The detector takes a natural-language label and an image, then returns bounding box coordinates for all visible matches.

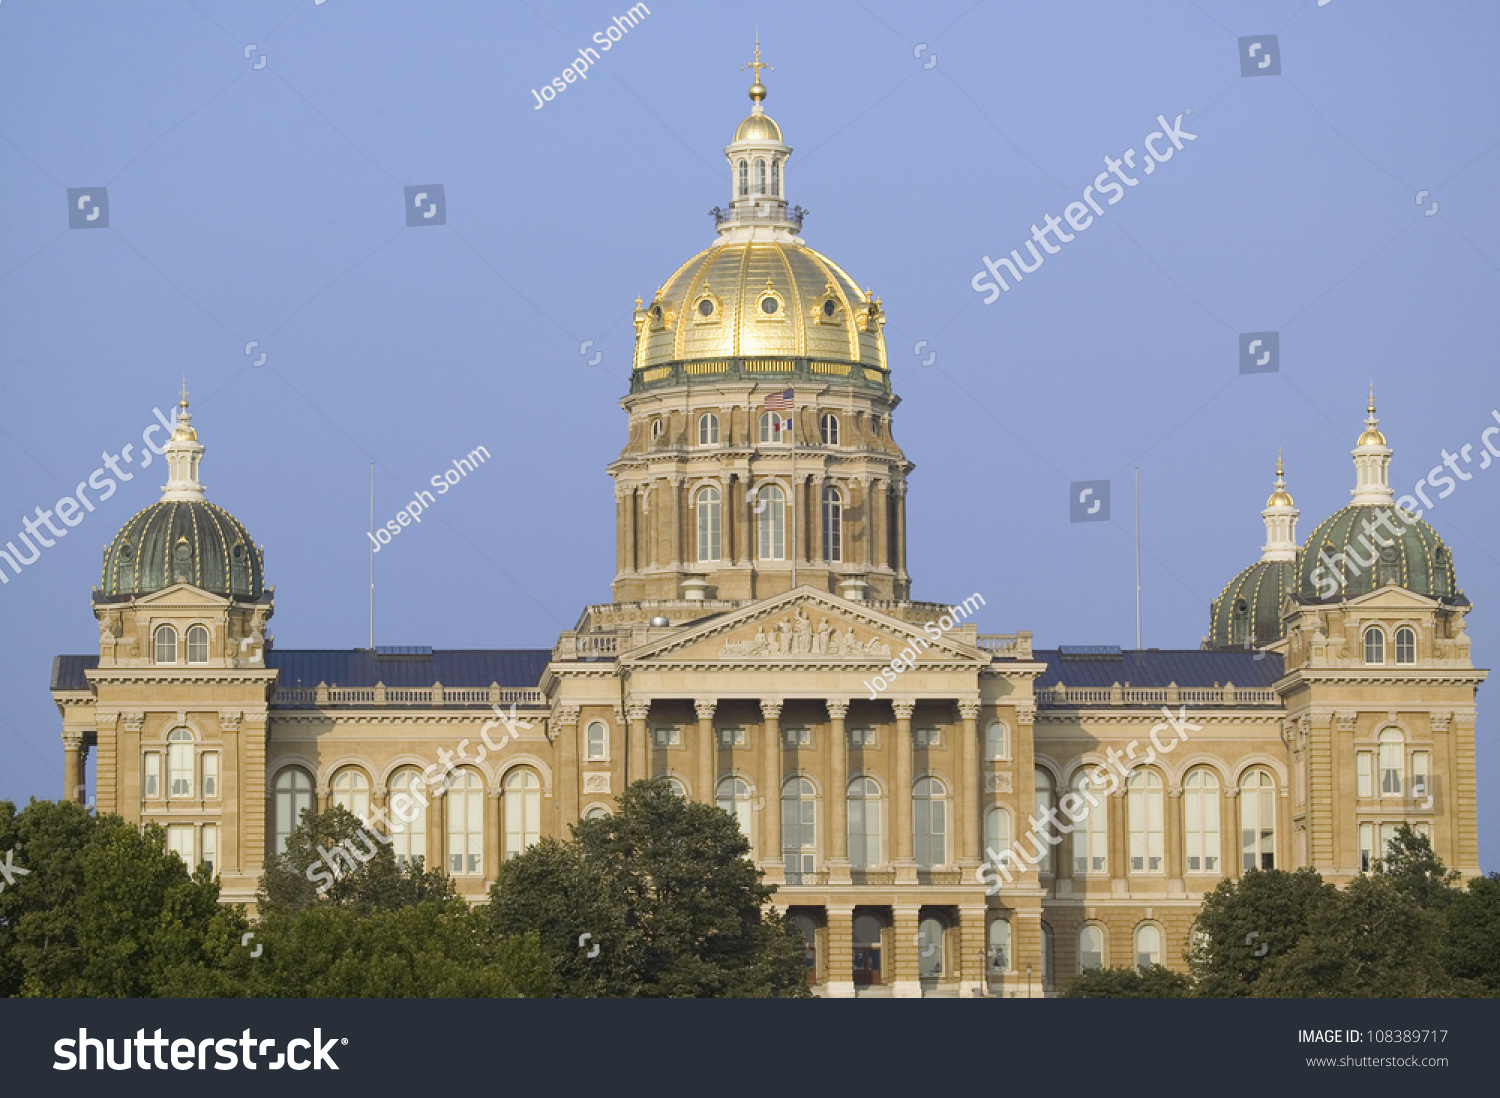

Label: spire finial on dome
[742,33,771,104]
[1267,451,1293,508]
[180,376,189,411]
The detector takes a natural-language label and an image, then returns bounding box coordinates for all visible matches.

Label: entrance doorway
[852,913,883,986]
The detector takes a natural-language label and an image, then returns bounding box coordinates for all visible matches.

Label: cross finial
[742,33,772,100]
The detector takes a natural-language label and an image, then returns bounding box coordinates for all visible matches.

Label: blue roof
[1031,649,1283,689]
[49,649,552,692]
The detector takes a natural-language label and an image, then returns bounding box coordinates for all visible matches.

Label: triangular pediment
[131,583,231,608]
[622,588,985,665]
[1337,585,1447,612]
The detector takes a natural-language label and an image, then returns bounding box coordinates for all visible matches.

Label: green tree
[257,804,453,913]
[1188,868,1339,997]
[1063,963,1194,998]
[1251,874,1457,997]
[235,898,551,997]
[0,799,247,997]
[490,779,810,997]
[1440,873,1500,993]
[1374,823,1461,911]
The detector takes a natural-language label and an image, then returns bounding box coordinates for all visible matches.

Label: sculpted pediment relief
[717,608,893,658]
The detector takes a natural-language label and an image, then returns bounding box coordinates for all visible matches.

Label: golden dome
[633,240,887,372]
[1266,452,1293,507]
[1358,384,1386,446]
[734,112,782,142]
[171,382,198,441]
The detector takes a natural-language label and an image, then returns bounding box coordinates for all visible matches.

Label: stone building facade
[49,61,1485,997]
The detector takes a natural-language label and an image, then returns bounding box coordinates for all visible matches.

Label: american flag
[763,389,794,410]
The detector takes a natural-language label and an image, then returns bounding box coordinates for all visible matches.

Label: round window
[119,544,134,561]
[174,542,191,560]
[652,305,663,320]
[760,297,779,315]
[822,299,836,317]
[698,299,715,317]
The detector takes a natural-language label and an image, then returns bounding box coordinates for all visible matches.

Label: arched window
[185,624,209,664]
[781,776,816,882]
[696,487,722,563]
[1240,770,1276,870]
[717,777,754,847]
[1078,925,1104,971]
[820,486,841,563]
[1134,924,1161,968]
[168,729,194,797]
[1364,626,1386,664]
[988,919,1011,972]
[698,412,719,445]
[583,805,610,820]
[983,806,1010,867]
[331,768,370,819]
[154,625,177,665]
[388,769,427,867]
[759,410,788,443]
[756,484,785,560]
[913,776,947,869]
[664,776,688,798]
[1232,598,1250,647]
[847,776,882,868]
[918,917,944,977]
[447,768,484,874]
[738,159,748,196]
[1395,626,1417,664]
[503,768,540,861]
[819,413,839,445]
[770,158,780,196]
[1072,771,1106,875]
[754,158,766,195]
[1127,770,1164,873]
[986,721,1007,760]
[650,418,663,440]
[1034,768,1055,875]
[1379,729,1403,795]
[1183,769,1220,873]
[273,767,313,854]
[585,721,607,761]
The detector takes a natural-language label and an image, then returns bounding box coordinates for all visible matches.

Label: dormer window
[822,299,836,317]
[186,624,210,664]
[154,625,177,664]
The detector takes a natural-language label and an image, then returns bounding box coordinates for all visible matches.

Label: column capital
[891,700,916,721]
[1014,703,1036,727]
[218,710,243,731]
[760,698,784,721]
[957,699,981,721]
[552,705,580,727]
[61,731,85,751]
[694,699,718,721]
[626,701,652,722]
[825,699,850,721]
[122,711,146,733]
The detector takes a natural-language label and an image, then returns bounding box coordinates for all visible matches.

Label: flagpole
[790,400,797,590]
[369,462,375,650]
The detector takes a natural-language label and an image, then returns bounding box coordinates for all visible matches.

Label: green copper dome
[102,499,263,599]
[1297,504,1455,600]
[1210,558,1298,649]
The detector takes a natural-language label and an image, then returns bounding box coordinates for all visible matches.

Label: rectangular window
[1415,822,1431,840]
[1356,751,1373,798]
[653,727,681,747]
[783,728,811,747]
[166,825,194,867]
[1359,822,1374,872]
[848,728,877,747]
[1411,752,1430,800]
[168,744,193,798]
[719,727,746,747]
[201,824,217,875]
[143,753,160,798]
[1379,822,1400,863]
[1380,741,1403,796]
[914,728,942,748]
[201,752,219,799]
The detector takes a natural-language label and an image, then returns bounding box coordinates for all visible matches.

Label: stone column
[695,700,717,804]
[759,698,783,881]
[627,702,650,787]
[62,731,84,802]
[894,480,909,594]
[428,787,446,874]
[826,905,855,998]
[552,706,580,829]
[614,488,627,575]
[370,790,388,834]
[1109,787,1128,894]
[960,904,987,997]
[737,475,753,565]
[315,785,329,815]
[1225,786,1241,878]
[485,789,502,880]
[855,475,872,569]
[668,474,683,568]
[1167,785,1184,893]
[892,905,922,998]
[871,479,888,572]
[892,700,916,882]
[826,700,851,883]
[958,699,980,866]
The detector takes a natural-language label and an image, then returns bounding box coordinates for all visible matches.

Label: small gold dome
[1357,425,1387,446]
[171,383,198,441]
[1267,487,1294,507]
[734,112,782,142]
[634,240,886,372]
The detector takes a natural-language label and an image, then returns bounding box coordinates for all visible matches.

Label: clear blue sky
[2,0,1497,868]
